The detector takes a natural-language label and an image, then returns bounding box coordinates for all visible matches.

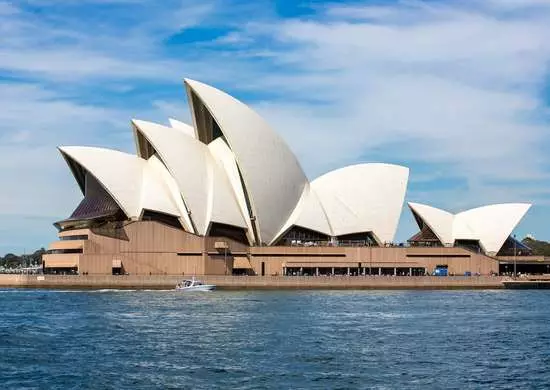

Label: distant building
[44,79,544,277]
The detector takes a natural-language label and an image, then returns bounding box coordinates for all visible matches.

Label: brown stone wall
[204,236,249,254]
[87,221,204,255]
[78,255,112,275]
[247,246,500,276]
[44,222,500,276]
[78,253,205,276]
[46,221,210,275]
[205,254,232,275]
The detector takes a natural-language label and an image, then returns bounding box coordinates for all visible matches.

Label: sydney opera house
[43,79,542,276]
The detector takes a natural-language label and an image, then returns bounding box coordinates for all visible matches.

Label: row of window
[60,235,88,241]
[46,249,83,254]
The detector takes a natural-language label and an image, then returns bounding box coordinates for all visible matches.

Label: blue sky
[1,0,550,254]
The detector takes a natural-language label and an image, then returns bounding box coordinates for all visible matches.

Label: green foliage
[522,238,550,257]
[0,248,46,268]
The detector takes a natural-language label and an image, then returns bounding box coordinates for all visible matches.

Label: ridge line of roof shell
[184,78,309,245]
[311,163,409,243]
[132,119,247,235]
[168,118,196,138]
[407,202,454,245]
[408,202,532,254]
[58,146,179,221]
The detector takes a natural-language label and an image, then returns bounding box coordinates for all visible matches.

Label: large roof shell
[311,163,409,244]
[59,146,179,220]
[168,118,196,138]
[271,184,333,244]
[408,202,531,254]
[141,155,185,221]
[208,138,255,244]
[408,202,454,245]
[184,79,308,244]
[58,78,420,247]
[132,119,246,235]
[454,203,531,253]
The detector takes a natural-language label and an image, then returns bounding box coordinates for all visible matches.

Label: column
[394,267,397,276]
[378,267,382,276]
[409,267,413,276]
[316,267,319,276]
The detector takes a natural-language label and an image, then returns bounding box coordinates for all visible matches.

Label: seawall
[0,274,508,290]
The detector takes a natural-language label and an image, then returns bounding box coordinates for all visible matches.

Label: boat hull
[175,285,216,292]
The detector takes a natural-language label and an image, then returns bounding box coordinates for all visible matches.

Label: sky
[1,0,550,254]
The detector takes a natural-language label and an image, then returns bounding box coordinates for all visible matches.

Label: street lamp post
[224,246,227,276]
[369,242,372,276]
[513,234,517,278]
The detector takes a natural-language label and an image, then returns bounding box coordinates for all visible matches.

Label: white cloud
[235,2,550,192]
[0,83,133,221]
[483,0,550,10]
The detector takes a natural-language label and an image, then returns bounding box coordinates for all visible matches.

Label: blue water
[1,289,550,389]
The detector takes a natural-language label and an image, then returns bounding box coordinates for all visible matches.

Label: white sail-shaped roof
[59,146,179,219]
[293,187,333,236]
[132,119,246,235]
[60,146,144,218]
[454,204,532,254]
[168,118,196,138]
[408,202,531,254]
[58,77,419,247]
[141,155,185,222]
[311,163,409,244]
[408,202,454,245]
[184,78,308,245]
[208,138,255,244]
[270,184,333,245]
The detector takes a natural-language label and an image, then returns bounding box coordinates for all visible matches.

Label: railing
[282,240,408,248]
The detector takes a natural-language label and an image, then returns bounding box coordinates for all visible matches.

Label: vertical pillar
[378,267,382,276]
[332,267,335,275]
[409,267,413,276]
[316,267,319,276]
[347,267,350,276]
[394,267,397,276]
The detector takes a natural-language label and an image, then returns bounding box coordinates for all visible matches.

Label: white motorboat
[175,277,216,292]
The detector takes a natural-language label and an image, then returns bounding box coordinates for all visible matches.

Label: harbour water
[1,289,549,389]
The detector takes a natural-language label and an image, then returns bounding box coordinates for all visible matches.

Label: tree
[522,237,550,256]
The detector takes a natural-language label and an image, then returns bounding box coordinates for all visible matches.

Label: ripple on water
[1,290,550,389]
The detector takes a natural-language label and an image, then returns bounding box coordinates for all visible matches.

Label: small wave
[1,289,81,294]
[89,289,137,293]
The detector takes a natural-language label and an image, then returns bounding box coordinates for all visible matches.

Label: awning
[44,257,79,268]
[233,258,252,269]
[59,228,90,238]
[284,262,365,268]
[48,240,85,251]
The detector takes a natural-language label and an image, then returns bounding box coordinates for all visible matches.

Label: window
[60,235,88,241]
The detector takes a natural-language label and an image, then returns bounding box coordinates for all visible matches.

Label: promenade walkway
[0,274,509,289]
